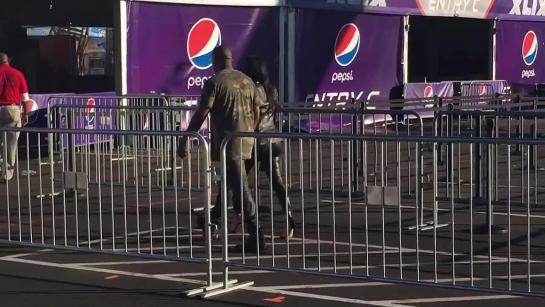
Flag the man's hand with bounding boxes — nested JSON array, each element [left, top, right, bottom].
[[21, 99, 33, 127], [21, 112, 29, 126], [177, 137, 188, 159]]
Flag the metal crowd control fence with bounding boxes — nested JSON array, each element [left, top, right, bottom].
[[277, 106, 425, 199], [46, 94, 207, 134], [277, 95, 514, 136], [275, 99, 517, 219], [47, 105, 208, 188], [434, 109, 545, 231], [0, 127, 222, 295], [46, 95, 169, 130], [202, 131, 545, 298], [45, 95, 209, 191], [460, 83, 495, 97]]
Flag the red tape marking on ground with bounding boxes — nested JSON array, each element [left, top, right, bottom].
[[105, 275, 120, 280], [263, 296, 285, 303]]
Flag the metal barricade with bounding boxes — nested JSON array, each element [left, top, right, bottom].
[[164, 95, 209, 140], [278, 94, 514, 124], [276, 106, 428, 230], [278, 105, 424, 193], [461, 83, 495, 97], [45, 95, 209, 191], [202, 131, 545, 298], [0, 127, 221, 295], [46, 95, 170, 132], [46, 94, 206, 134], [433, 109, 545, 228]]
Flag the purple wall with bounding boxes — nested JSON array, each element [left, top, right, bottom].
[[295, 10, 403, 103], [127, 2, 279, 95]]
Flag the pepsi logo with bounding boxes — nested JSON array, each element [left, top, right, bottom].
[[187, 18, 221, 70], [424, 85, 434, 98], [522, 30, 538, 66], [478, 85, 487, 96], [334, 23, 360, 67], [84, 98, 96, 125]]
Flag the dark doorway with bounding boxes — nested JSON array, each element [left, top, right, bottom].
[[408, 16, 492, 82], [0, 0, 115, 94]]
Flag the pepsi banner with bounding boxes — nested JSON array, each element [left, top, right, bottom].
[[295, 10, 403, 103], [403, 80, 508, 117], [403, 82, 453, 118], [127, 2, 279, 95], [496, 20, 545, 85], [290, 1, 545, 21], [403, 82, 454, 100], [403, 81, 508, 100]]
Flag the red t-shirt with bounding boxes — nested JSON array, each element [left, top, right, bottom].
[[0, 64, 28, 105]]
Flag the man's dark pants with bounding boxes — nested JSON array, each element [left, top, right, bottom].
[[211, 159, 259, 237]]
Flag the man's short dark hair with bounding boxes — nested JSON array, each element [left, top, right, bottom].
[[212, 45, 233, 61], [0, 52, 9, 64]]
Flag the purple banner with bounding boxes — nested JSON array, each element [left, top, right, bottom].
[[404, 80, 508, 99], [497, 20, 545, 86], [127, 3, 279, 96], [295, 10, 403, 103], [403, 80, 508, 117], [290, 1, 545, 21], [403, 82, 454, 99], [403, 82, 453, 118]]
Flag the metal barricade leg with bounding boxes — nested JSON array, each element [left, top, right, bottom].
[[197, 138, 253, 298]]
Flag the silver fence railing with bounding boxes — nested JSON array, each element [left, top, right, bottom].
[[46, 95, 170, 130], [277, 107, 425, 200], [0, 127, 221, 295], [46, 94, 206, 135], [460, 83, 495, 97], [277, 99, 543, 196], [202, 131, 545, 298], [6, 94, 545, 298], [281, 94, 512, 113], [46, 94, 208, 136], [47, 104, 209, 189], [433, 109, 545, 230], [45, 95, 209, 190]]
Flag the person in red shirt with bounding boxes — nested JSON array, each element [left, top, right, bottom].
[[0, 52, 31, 182]]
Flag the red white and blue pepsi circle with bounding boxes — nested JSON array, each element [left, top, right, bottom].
[[522, 30, 538, 66], [424, 85, 434, 98], [478, 85, 487, 96], [334, 23, 360, 67], [84, 98, 96, 126], [187, 18, 222, 70]]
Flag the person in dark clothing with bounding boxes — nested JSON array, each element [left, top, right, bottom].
[[242, 56, 296, 239], [177, 46, 264, 253]]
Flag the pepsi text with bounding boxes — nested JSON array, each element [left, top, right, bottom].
[[522, 69, 536, 78], [331, 71, 354, 83], [187, 75, 212, 90]]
